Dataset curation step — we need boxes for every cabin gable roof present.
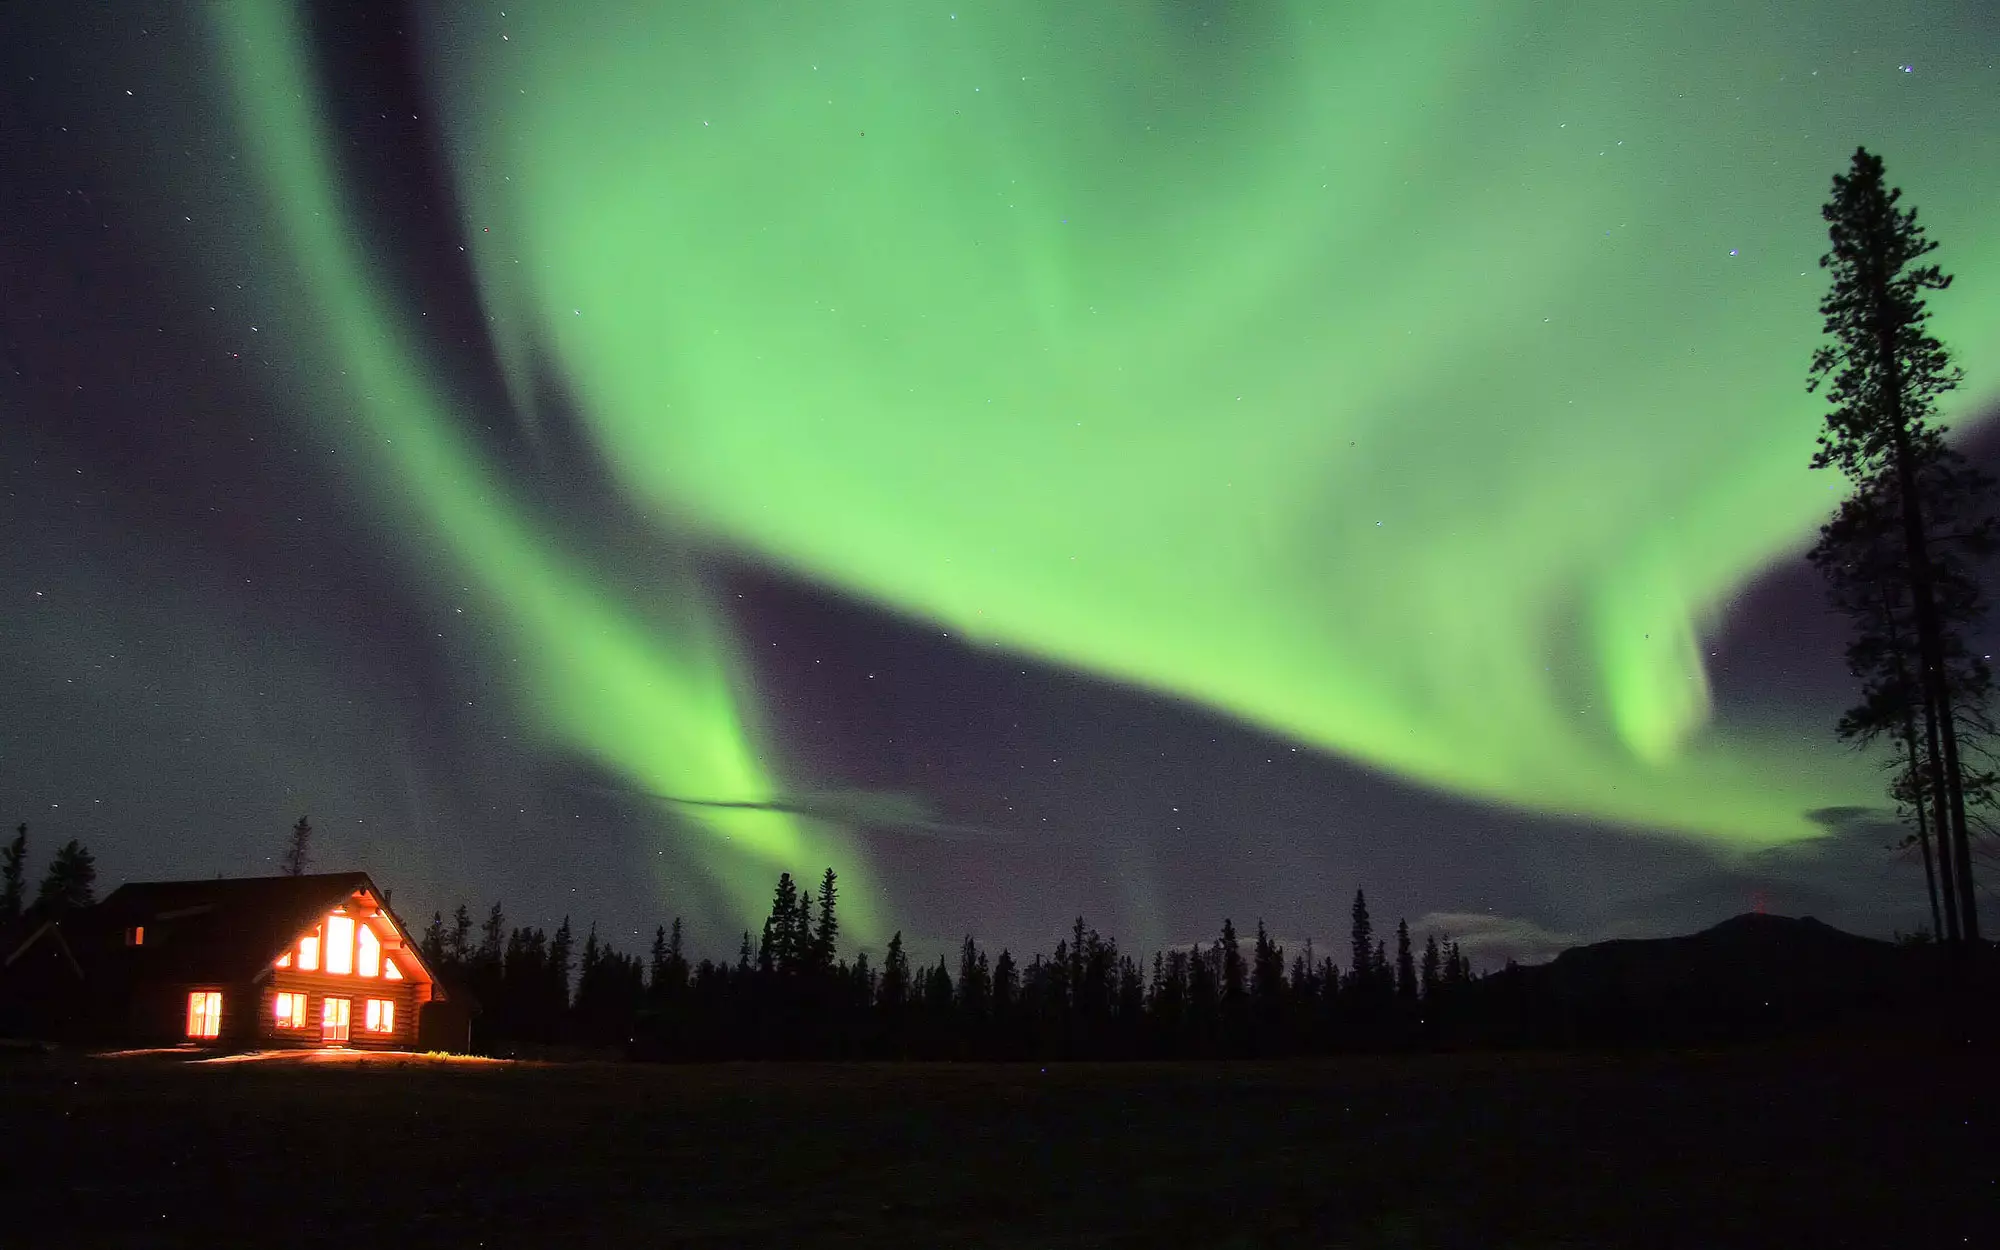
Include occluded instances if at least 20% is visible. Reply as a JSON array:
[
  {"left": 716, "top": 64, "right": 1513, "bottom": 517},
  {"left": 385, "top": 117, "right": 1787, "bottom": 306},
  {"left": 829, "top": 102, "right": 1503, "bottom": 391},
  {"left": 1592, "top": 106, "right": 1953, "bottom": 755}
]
[{"left": 58, "top": 872, "right": 440, "bottom": 990}]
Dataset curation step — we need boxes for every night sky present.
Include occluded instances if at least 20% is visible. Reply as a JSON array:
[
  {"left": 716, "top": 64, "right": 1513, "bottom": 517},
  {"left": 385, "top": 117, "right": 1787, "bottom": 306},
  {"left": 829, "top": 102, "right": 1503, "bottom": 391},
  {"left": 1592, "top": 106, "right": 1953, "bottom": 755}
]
[{"left": 4, "top": 2, "right": 1997, "bottom": 968}]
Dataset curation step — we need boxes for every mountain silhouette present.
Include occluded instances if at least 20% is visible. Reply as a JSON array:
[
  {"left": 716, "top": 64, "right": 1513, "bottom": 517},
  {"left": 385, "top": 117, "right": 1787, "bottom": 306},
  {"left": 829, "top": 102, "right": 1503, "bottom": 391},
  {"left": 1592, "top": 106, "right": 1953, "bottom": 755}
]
[{"left": 1463, "top": 913, "right": 1935, "bottom": 1046}]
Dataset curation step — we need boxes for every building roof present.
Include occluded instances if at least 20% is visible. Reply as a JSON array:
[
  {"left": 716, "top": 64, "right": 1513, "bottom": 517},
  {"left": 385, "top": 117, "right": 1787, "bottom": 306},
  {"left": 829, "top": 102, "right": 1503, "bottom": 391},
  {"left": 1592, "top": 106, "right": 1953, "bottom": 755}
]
[{"left": 21, "top": 872, "right": 438, "bottom": 990}]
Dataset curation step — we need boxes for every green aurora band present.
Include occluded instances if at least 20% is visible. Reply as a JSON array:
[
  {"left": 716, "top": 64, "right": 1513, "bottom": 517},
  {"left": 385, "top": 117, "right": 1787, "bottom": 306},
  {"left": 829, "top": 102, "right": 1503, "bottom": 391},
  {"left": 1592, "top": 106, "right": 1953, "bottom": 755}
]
[{"left": 210, "top": 1, "right": 2000, "bottom": 921}]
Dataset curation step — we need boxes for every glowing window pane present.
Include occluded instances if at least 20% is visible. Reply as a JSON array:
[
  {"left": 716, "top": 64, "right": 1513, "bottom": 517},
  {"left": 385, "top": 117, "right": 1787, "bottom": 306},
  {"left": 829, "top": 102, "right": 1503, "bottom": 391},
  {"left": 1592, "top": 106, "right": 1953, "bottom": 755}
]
[
  {"left": 325, "top": 915, "right": 354, "bottom": 976},
  {"left": 364, "top": 999, "right": 395, "bottom": 1033},
  {"left": 357, "top": 923, "right": 380, "bottom": 977},
  {"left": 321, "top": 996, "right": 350, "bottom": 1043},
  {"left": 274, "top": 991, "right": 306, "bottom": 1029},
  {"left": 382, "top": 957, "right": 404, "bottom": 981},
  {"left": 298, "top": 934, "right": 320, "bottom": 972},
  {"left": 275, "top": 951, "right": 292, "bottom": 968},
  {"left": 186, "top": 991, "right": 221, "bottom": 1039}
]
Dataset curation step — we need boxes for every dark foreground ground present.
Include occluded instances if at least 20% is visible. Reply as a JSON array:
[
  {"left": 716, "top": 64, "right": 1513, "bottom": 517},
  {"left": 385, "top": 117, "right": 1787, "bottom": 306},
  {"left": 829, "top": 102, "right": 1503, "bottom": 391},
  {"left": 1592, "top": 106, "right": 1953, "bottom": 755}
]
[{"left": 3, "top": 1038, "right": 1994, "bottom": 1248}]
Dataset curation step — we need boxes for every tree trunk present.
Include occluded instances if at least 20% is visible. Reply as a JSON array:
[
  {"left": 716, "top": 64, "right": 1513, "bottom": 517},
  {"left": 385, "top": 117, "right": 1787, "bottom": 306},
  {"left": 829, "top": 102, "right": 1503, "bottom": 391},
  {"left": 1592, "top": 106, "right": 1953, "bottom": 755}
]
[
  {"left": 1917, "top": 684, "right": 1960, "bottom": 944},
  {"left": 1900, "top": 710, "right": 1946, "bottom": 941},
  {"left": 1876, "top": 280, "right": 1980, "bottom": 948},
  {"left": 1945, "top": 722, "right": 1980, "bottom": 941},
  {"left": 1883, "top": 585, "right": 1950, "bottom": 941}
]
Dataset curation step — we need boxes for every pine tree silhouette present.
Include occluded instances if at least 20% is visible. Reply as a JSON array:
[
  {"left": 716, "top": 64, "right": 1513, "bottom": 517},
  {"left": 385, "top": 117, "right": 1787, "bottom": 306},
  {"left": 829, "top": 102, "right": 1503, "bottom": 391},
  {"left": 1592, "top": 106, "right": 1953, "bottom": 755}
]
[
  {"left": 1808, "top": 146, "right": 1989, "bottom": 945},
  {"left": 35, "top": 840, "right": 96, "bottom": 916},
  {"left": 281, "top": 815, "right": 312, "bottom": 876},
  {"left": 1, "top": 824, "right": 28, "bottom": 925},
  {"left": 811, "top": 868, "right": 840, "bottom": 973},
  {"left": 1395, "top": 920, "right": 1418, "bottom": 1002}
]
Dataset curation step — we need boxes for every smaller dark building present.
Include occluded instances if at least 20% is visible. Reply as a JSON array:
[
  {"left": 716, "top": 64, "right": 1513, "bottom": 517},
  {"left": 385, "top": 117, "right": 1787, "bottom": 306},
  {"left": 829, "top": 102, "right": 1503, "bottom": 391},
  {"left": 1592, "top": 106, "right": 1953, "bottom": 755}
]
[{"left": 0, "top": 872, "right": 468, "bottom": 1051}]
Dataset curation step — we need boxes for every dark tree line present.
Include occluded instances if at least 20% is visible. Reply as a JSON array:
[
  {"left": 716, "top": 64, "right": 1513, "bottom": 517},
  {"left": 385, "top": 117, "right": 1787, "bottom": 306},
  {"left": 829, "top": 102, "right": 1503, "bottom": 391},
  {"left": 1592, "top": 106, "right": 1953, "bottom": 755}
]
[
  {"left": 0, "top": 824, "right": 98, "bottom": 927},
  {"left": 419, "top": 874, "right": 1496, "bottom": 1060}
]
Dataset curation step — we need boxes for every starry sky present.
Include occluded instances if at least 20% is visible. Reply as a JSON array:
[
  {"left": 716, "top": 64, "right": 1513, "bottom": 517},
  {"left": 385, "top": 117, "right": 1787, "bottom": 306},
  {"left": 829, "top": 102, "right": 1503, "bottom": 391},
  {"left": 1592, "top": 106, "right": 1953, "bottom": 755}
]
[{"left": 3, "top": 1, "right": 1997, "bottom": 967}]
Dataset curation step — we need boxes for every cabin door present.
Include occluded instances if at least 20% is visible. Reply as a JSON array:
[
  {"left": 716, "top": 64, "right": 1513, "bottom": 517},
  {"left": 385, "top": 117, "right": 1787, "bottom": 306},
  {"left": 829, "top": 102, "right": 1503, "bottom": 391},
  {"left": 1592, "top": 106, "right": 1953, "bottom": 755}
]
[{"left": 320, "top": 996, "right": 351, "bottom": 1044}]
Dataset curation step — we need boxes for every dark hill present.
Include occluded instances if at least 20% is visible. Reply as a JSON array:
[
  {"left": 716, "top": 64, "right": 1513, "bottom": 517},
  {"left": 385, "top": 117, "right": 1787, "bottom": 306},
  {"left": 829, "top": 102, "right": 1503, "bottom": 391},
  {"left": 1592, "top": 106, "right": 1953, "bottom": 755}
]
[{"left": 1459, "top": 913, "right": 1942, "bottom": 1046}]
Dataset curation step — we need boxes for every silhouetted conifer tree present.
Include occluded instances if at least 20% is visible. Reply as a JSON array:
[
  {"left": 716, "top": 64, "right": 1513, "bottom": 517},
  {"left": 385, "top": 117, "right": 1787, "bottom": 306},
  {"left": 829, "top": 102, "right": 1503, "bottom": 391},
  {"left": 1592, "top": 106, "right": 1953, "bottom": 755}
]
[
  {"left": 35, "top": 840, "right": 95, "bottom": 916},
  {"left": 649, "top": 924, "right": 670, "bottom": 991},
  {"left": 1348, "top": 890, "right": 1375, "bottom": 996},
  {"left": 2, "top": 823, "right": 28, "bottom": 925},
  {"left": 991, "top": 949, "right": 1018, "bottom": 1021},
  {"left": 1187, "top": 941, "right": 1218, "bottom": 1050},
  {"left": 767, "top": 872, "right": 800, "bottom": 973},
  {"left": 1420, "top": 932, "right": 1442, "bottom": 1000},
  {"left": 957, "top": 936, "right": 988, "bottom": 1020},
  {"left": 1395, "top": 920, "right": 1418, "bottom": 1003},
  {"left": 878, "top": 931, "right": 910, "bottom": 1010},
  {"left": 811, "top": 868, "right": 840, "bottom": 973},
  {"left": 1808, "top": 146, "right": 1989, "bottom": 943},
  {"left": 757, "top": 917, "right": 777, "bottom": 977},
  {"left": 421, "top": 910, "right": 447, "bottom": 964},
  {"left": 924, "top": 955, "right": 954, "bottom": 1012},
  {"left": 1219, "top": 918, "right": 1246, "bottom": 1004},
  {"left": 281, "top": 815, "right": 312, "bottom": 876},
  {"left": 1251, "top": 921, "right": 1284, "bottom": 1004},
  {"left": 549, "top": 917, "right": 574, "bottom": 1011},
  {"left": 448, "top": 900, "right": 470, "bottom": 960}
]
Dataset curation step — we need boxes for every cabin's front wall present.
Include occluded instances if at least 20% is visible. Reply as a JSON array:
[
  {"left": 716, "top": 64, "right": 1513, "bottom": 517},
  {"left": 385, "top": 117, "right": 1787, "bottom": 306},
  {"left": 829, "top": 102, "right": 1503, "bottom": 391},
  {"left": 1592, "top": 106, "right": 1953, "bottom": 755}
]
[{"left": 259, "top": 970, "right": 422, "bottom": 1049}]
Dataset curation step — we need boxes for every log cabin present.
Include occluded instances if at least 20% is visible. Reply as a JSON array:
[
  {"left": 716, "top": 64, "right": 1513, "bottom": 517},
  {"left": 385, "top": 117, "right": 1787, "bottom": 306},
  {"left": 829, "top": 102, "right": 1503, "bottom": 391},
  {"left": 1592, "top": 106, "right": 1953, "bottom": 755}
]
[{"left": 0, "top": 872, "right": 467, "bottom": 1051}]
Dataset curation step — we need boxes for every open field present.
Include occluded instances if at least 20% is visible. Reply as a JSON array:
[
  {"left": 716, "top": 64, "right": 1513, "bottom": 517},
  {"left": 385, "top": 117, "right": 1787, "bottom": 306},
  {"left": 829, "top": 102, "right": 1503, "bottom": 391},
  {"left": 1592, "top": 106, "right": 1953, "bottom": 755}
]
[{"left": 2, "top": 1040, "right": 1993, "bottom": 1248}]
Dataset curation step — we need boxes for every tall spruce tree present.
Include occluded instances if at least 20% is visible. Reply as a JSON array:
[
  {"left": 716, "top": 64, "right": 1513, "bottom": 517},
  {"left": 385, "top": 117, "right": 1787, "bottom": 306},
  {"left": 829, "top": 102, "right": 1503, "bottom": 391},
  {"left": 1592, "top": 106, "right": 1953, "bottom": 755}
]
[
  {"left": 421, "top": 911, "right": 449, "bottom": 965},
  {"left": 878, "top": 931, "right": 911, "bottom": 1009},
  {"left": 0, "top": 824, "right": 26, "bottom": 925},
  {"left": 1808, "top": 147, "right": 1989, "bottom": 944},
  {"left": 767, "top": 872, "right": 800, "bottom": 973},
  {"left": 665, "top": 918, "right": 689, "bottom": 988},
  {"left": 453, "top": 904, "right": 477, "bottom": 964},
  {"left": 35, "top": 840, "right": 96, "bottom": 916},
  {"left": 1219, "top": 918, "right": 1246, "bottom": 1004},
  {"left": 1394, "top": 920, "right": 1418, "bottom": 1002},
  {"left": 649, "top": 924, "right": 670, "bottom": 993},
  {"left": 992, "top": 949, "right": 1018, "bottom": 1022},
  {"left": 281, "top": 815, "right": 312, "bottom": 876},
  {"left": 1347, "top": 890, "right": 1375, "bottom": 995},
  {"left": 811, "top": 868, "right": 840, "bottom": 972},
  {"left": 1251, "top": 921, "right": 1285, "bottom": 1006},
  {"left": 549, "top": 917, "right": 574, "bottom": 1010}
]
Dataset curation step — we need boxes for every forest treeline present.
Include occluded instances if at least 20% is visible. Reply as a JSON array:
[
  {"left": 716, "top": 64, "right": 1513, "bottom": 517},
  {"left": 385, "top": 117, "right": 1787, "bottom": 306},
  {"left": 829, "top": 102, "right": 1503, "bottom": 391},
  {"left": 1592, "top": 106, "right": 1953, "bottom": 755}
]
[{"left": 418, "top": 868, "right": 1501, "bottom": 1060}]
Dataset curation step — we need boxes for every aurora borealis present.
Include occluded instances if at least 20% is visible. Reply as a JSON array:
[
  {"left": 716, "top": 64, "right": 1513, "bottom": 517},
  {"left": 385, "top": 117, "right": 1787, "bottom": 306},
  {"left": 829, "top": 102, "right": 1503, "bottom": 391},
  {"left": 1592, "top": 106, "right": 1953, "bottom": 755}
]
[{"left": 3, "top": 2, "right": 1997, "bottom": 952}]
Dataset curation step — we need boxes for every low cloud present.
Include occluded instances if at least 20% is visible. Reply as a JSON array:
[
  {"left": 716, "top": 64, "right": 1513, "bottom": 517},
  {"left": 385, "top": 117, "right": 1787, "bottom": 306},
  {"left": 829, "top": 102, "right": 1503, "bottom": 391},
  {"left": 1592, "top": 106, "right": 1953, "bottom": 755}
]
[{"left": 1412, "top": 911, "right": 1583, "bottom": 971}]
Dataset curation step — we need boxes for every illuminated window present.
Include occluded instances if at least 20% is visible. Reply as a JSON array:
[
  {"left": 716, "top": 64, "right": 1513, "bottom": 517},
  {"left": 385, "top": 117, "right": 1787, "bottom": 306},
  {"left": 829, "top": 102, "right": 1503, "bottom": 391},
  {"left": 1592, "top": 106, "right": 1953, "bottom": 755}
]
[
  {"left": 298, "top": 933, "right": 320, "bottom": 972},
  {"left": 382, "top": 957, "right": 404, "bottom": 981},
  {"left": 186, "top": 991, "right": 222, "bottom": 1040},
  {"left": 321, "top": 996, "right": 350, "bottom": 1043},
  {"left": 325, "top": 914, "right": 355, "bottom": 976},
  {"left": 364, "top": 999, "right": 395, "bottom": 1034},
  {"left": 273, "top": 991, "right": 307, "bottom": 1029},
  {"left": 357, "top": 923, "right": 381, "bottom": 977},
  {"left": 275, "top": 951, "right": 292, "bottom": 968},
  {"left": 125, "top": 926, "right": 145, "bottom": 946}
]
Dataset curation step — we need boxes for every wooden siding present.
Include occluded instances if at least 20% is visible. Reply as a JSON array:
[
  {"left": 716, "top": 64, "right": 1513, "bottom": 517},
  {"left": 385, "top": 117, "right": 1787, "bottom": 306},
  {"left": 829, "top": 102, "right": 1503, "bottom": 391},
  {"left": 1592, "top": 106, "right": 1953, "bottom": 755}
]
[{"left": 260, "top": 970, "right": 422, "bottom": 1049}]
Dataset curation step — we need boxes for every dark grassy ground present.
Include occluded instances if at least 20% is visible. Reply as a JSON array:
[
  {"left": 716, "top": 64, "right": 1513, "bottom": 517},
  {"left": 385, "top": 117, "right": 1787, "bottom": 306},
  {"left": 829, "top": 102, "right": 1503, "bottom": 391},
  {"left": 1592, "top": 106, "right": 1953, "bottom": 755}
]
[{"left": 2, "top": 1038, "right": 1993, "bottom": 1248}]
